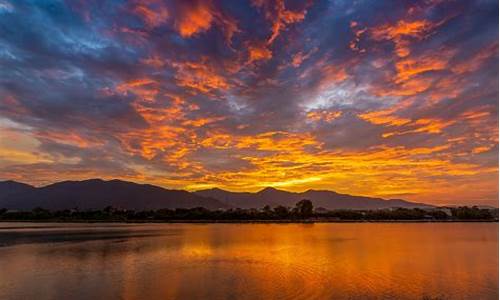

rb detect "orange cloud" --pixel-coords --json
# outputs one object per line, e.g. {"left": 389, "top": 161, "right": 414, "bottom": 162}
{"left": 365, "top": 113, "right": 455, "bottom": 138}
{"left": 236, "top": 131, "right": 319, "bottom": 151}
{"left": 291, "top": 47, "right": 317, "bottom": 67}
{"left": 116, "top": 92, "right": 228, "bottom": 171}
{"left": 359, "top": 110, "right": 411, "bottom": 127}
{"left": 372, "top": 20, "right": 433, "bottom": 38}
{"left": 118, "top": 96, "right": 199, "bottom": 166}
{"left": 248, "top": 44, "right": 273, "bottom": 63}
{"left": 292, "top": 52, "right": 306, "bottom": 67}
{"left": 0, "top": 137, "right": 48, "bottom": 166}
{"left": 174, "top": 1, "right": 239, "bottom": 44}
{"left": 472, "top": 146, "right": 492, "bottom": 154}
{"left": 176, "top": 2, "right": 213, "bottom": 38}
{"left": 409, "top": 118, "right": 455, "bottom": 133}
{"left": 369, "top": 49, "right": 456, "bottom": 98}
{"left": 426, "top": 75, "right": 465, "bottom": 105}
{"left": 35, "top": 130, "right": 103, "bottom": 148}
{"left": 381, "top": 118, "right": 457, "bottom": 138}
{"left": 461, "top": 108, "right": 491, "bottom": 122}
{"left": 116, "top": 78, "right": 159, "bottom": 102}
{"left": 130, "top": 0, "right": 169, "bottom": 28}
{"left": 132, "top": 99, "right": 184, "bottom": 124}
{"left": 314, "top": 64, "right": 348, "bottom": 90}
{"left": 373, "top": 74, "right": 435, "bottom": 97}
{"left": 371, "top": 19, "right": 437, "bottom": 57}
{"left": 365, "top": 104, "right": 497, "bottom": 143}
{"left": 307, "top": 110, "right": 342, "bottom": 122}
{"left": 322, "top": 64, "right": 348, "bottom": 82}
{"left": 200, "top": 131, "right": 320, "bottom": 152}
{"left": 117, "top": 78, "right": 157, "bottom": 89}
{"left": 171, "top": 59, "right": 230, "bottom": 94}
{"left": 181, "top": 116, "right": 225, "bottom": 127}
{"left": 120, "top": 125, "right": 186, "bottom": 160}
{"left": 184, "top": 134, "right": 496, "bottom": 206}
{"left": 394, "top": 51, "right": 450, "bottom": 83}
{"left": 252, "top": 0, "right": 309, "bottom": 45}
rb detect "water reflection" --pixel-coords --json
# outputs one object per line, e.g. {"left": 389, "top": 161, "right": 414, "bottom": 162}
{"left": 0, "top": 223, "right": 497, "bottom": 299}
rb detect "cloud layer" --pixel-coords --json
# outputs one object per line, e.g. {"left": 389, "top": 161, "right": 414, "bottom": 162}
{"left": 0, "top": 0, "right": 498, "bottom": 206}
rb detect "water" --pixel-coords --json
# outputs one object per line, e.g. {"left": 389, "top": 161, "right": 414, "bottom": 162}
{"left": 0, "top": 222, "right": 497, "bottom": 300}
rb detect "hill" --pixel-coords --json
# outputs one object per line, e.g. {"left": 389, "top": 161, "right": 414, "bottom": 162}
{"left": 0, "top": 179, "right": 228, "bottom": 210}
{"left": 196, "top": 187, "right": 433, "bottom": 210}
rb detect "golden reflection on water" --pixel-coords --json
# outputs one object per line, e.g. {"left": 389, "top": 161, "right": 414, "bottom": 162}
{"left": 0, "top": 223, "right": 497, "bottom": 300}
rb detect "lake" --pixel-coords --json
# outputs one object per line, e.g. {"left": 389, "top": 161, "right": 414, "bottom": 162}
{"left": 0, "top": 222, "right": 497, "bottom": 299}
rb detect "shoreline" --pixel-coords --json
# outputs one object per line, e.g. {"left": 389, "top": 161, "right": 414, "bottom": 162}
{"left": 1, "top": 219, "right": 497, "bottom": 224}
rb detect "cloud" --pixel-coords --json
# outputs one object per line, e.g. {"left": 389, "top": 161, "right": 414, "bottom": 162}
{"left": 175, "top": 1, "right": 214, "bottom": 38}
{"left": 0, "top": 0, "right": 497, "bottom": 206}
{"left": 248, "top": 44, "right": 273, "bottom": 63}
{"left": 291, "top": 47, "right": 318, "bottom": 67}
{"left": 173, "top": 0, "right": 240, "bottom": 45}
{"left": 371, "top": 19, "right": 438, "bottom": 57}
{"left": 130, "top": 0, "right": 169, "bottom": 28}
{"left": 252, "top": 0, "right": 310, "bottom": 45}
{"left": 306, "top": 110, "right": 342, "bottom": 123}
{"left": 171, "top": 59, "right": 231, "bottom": 94}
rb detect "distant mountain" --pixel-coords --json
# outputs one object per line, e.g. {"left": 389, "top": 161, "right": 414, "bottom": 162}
{"left": 0, "top": 180, "right": 36, "bottom": 199}
{"left": 0, "top": 179, "right": 229, "bottom": 210}
{"left": 0, "top": 179, "right": 434, "bottom": 211}
{"left": 196, "top": 187, "right": 434, "bottom": 210}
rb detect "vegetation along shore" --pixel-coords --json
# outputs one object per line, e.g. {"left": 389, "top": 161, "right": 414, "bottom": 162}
{"left": 1, "top": 200, "right": 497, "bottom": 223}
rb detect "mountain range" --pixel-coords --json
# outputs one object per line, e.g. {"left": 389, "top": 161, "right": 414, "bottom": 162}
{"left": 0, "top": 179, "right": 433, "bottom": 211}
{"left": 195, "top": 187, "right": 433, "bottom": 210}
{"left": 0, "top": 179, "right": 227, "bottom": 210}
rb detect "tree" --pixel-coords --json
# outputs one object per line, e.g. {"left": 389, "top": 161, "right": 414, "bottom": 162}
{"left": 104, "top": 206, "right": 114, "bottom": 214}
{"left": 273, "top": 205, "right": 290, "bottom": 218}
{"left": 295, "top": 199, "right": 313, "bottom": 218}
{"left": 32, "top": 207, "right": 51, "bottom": 219}
{"left": 262, "top": 205, "right": 273, "bottom": 219}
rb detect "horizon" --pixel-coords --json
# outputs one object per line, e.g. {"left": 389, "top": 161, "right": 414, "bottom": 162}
{"left": 0, "top": 0, "right": 498, "bottom": 207}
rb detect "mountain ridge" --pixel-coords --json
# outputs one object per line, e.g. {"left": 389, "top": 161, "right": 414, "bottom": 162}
{"left": 0, "top": 179, "right": 228, "bottom": 210}
{"left": 196, "top": 187, "right": 434, "bottom": 210}
{"left": 0, "top": 179, "right": 434, "bottom": 210}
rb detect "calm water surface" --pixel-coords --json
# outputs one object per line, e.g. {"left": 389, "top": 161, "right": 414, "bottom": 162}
{"left": 0, "top": 222, "right": 497, "bottom": 300}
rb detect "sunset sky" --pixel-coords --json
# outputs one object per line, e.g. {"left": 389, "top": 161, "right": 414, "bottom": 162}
{"left": 0, "top": 0, "right": 498, "bottom": 206}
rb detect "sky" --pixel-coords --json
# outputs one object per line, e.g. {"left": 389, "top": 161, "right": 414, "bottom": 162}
{"left": 0, "top": 0, "right": 498, "bottom": 206}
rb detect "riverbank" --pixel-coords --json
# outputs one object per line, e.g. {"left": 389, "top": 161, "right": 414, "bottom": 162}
{"left": 2, "top": 205, "right": 497, "bottom": 223}
{"left": 1, "top": 218, "right": 497, "bottom": 223}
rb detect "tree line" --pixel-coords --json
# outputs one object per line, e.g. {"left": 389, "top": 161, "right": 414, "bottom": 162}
{"left": 0, "top": 199, "right": 497, "bottom": 222}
